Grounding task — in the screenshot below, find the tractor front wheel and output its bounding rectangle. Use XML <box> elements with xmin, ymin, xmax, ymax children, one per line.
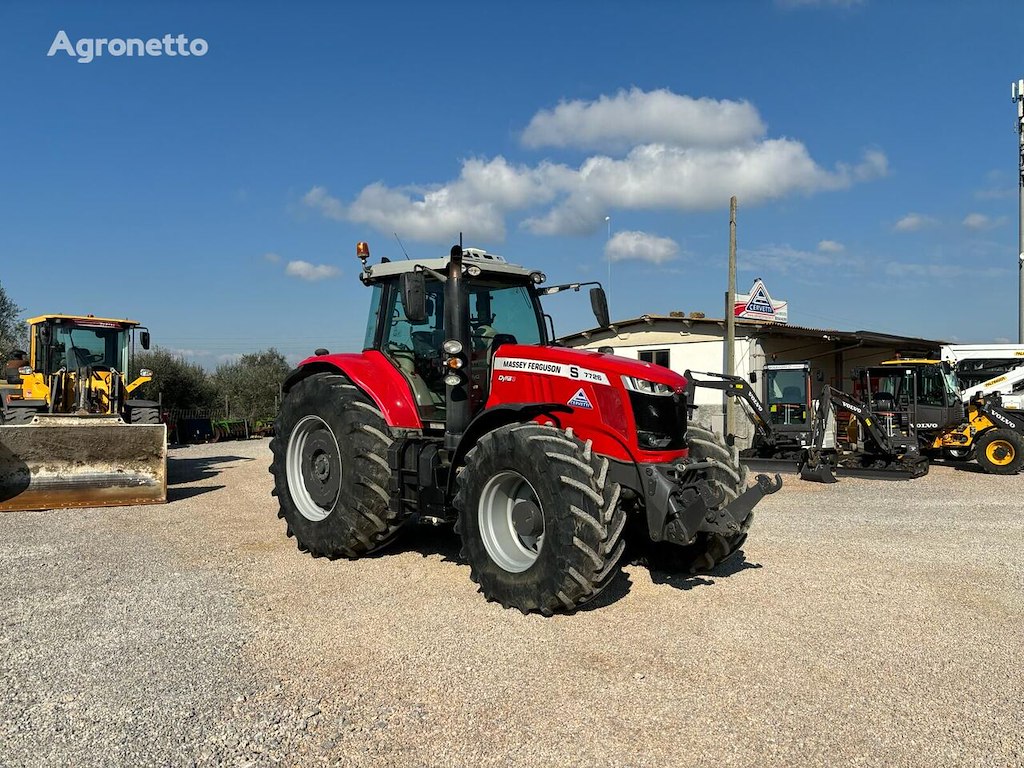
<box><xmin>270</xmin><ymin>373</ymin><xmax>407</xmax><ymax>558</ymax></box>
<box><xmin>454</xmin><ymin>422</ymin><xmax>626</xmax><ymax>615</ymax></box>
<box><xmin>975</xmin><ymin>429</ymin><xmax>1024</xmax><ymax>475</ymax></box>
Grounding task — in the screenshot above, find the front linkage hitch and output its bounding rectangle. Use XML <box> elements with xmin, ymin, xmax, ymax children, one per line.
<box><xmin>642</xmin><ymin>460</ymin><xmax>782</xmax><ymax>546</ymax></box>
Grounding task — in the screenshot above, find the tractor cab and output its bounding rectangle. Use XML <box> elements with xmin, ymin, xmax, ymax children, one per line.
<box><xmin>856</xmin><ymin>360</ymin><xmax>964</xmax><ymax>441</ymax></box>
<box><xmin>361</xmin><ymin>248</ymin><xmax>548</xmax><ymax>424</ymax></box>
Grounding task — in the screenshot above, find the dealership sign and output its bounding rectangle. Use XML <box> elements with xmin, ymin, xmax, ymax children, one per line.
<box><xmin>734</xmin><ymin>279</ymin><xmax>788</xmax><ymax>323</ymax></box>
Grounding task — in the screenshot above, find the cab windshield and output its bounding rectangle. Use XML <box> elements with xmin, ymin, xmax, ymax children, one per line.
<box><xmin>40</xmin><ymin>323</ymin><xmax>128</xmax><ymax>374</ymax></box>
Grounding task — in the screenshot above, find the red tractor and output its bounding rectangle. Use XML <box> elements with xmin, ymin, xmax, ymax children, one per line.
<box><xmin>270</xmin><ymin>243</ymin><xmax>781</xmax><ymax>614</ymax></box>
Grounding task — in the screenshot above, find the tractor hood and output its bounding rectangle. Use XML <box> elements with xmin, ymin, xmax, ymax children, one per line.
<box><xmin>492</xmin><ymin>344</ymin><xmax>686</xmax><ymax>391</ymax></box>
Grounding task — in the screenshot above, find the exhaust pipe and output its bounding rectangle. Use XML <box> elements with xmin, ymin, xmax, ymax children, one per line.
<box><xmin>444</xmin><ymin>243</ymin><xmax>471</xmax><ymax>451</ymax></box>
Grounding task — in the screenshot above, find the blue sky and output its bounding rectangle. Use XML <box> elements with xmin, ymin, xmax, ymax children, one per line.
<box><xmin>1</xmin><ymin>0</ymin><xmax>1022</xmax><ymax>368</ymax></box>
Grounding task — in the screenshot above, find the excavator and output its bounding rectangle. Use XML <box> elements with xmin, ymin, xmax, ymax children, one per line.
<box><xmin>0</xmin><ymin>314</ymin><xmax>167</xmax><ymax>511</ymax></box>
<box><xmin>688</xmin><ymin>357</ymin><xmax>1024</xmax><ymax>481</ymax></box>
<box><xmin>685</xmin><ymin>368</ymin><xmax>925</xmax><ymax>482</ymax></box>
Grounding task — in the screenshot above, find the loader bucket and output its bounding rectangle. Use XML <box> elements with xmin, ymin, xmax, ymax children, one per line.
<box><xmin>0</xmin><ymin>415</ymin><xmax>166</xmax><ymax>512</ymax></box>
<box><xmin>798</xmin><ymin>461</ymin><xmax>838</xmax><ymax>484</ymax></box>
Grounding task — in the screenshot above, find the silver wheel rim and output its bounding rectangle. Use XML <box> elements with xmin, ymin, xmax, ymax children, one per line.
<box><xmin>478</xmin><ymin>470</ymin><xmax>545</xmax><ymax>573</ymax></box>
<box><xmin>286</xmin><ymin>415</ymin><xmax>342</xmax><ymax>522</ymax></box>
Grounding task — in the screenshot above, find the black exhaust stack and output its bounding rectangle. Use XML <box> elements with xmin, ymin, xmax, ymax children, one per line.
<box><xmin>445</xmin><ymin>243</ymin><xmax>471</xmax><ymax>450</ymax></box>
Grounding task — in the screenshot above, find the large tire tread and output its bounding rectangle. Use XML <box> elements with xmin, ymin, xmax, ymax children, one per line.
<box><xmin>975</xmin><ymin>429</ymin><xmax>1024</xmax><ymax>475</ymax></box>
<box><xmin>454</xmin><ymin>423</ymin><xmax>626</xmax><ymax>615</ymax></box>
<box><xmin>269</xmin><ymin>373</ymin><xmax>407</xmax><ymax>559</ymax></box>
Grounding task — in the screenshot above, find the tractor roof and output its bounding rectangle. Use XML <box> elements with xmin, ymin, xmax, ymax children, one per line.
<box><xmin>363</xmin><ymin>248</ymin><xmax>536</xmax><ymax>282</ymax></box>
<box><xmin>28</xmin><ymin>314</ymin><xmax>141</xmax><ymax>327</ymax></box>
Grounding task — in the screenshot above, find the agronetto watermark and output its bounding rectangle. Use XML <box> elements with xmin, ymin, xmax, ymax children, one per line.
<box><xmin>47</xmin><ymin>30</ymin><xmax>208</xmax><ymax>64</ymax></box>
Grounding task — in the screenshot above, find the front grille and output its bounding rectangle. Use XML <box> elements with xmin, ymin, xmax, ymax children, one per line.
<box><xmin>628</xmin><ymin>391</ymin><xmax>687</xmax><ymax>451</ymax></box>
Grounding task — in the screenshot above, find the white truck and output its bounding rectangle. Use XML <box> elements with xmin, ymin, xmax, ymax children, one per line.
<box><xmin>941</xmin><ymin>344</ymin><xmax>1024</xmax><ymax>409</ymax></box>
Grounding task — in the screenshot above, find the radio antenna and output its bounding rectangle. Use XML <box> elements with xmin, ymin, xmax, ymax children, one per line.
<box><xmin>393</xmin><ymin>232</ymin><xmax>410</xmax><ymax>260</ymax></box>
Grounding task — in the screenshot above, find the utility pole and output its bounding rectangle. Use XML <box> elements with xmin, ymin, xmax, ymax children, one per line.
<box><xmin>1014</xmin><ymin>79</ymin><xmax>1024</xmax><ymax>343</ymax></box>
<box><xmin>725</xmin><ymin>196</ymin><xmax>737</xmax><ymax>437</ymax></box>
<box><xmin>605</xmin><ymin>215</ymin><xmax>612</xmax><ymax>308</ymax></box>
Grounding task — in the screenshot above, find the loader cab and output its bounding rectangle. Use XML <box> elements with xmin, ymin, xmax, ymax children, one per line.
<box><xmin>365</xmin><ymin>256</ymin><xmax>546</xmax><ymax>424</ymax></box>
<box><xmin>762</xmin><ymin>362</ymin><xmax>812</xmax><ymax>433</ymax></box>
<box><xmin>859</xmin><ymin>360</ymin><xmax>964</xmax><ymax>440</ymax></box>
<box><xmin>30</xmin><ymin>316</ymin><xmax>135</xmax><ymax>375</ymax></box>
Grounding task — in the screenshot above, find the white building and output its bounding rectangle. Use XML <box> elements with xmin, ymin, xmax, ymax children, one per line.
<box><xmin>561</xmin><ymin>314</ymin><xmax>943</xmax><ymax>439</ymax></box>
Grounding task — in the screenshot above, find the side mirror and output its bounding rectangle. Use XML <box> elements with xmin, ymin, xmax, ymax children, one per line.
<box><xmin>400</xmin><ymin>272</ymin><xmax>427</xmax><ymax>324</ymax></box>
<box><xmin>815</xmin><ymin>369</ymin><xmax>824</xmax><ymax>382</ymax></box>
<box><xmin>750</xmin><ymin>371</ymin><xmax>757</xmax><ymax>383</ymax></box>
<box><xmin>140</xmin><ymin>330</ymin><xmax>151</xmax><ymax>350</ymax></box>
<box><xmin>589</xmin><ymin>287</ymin><xmax>610</xmax><ymax>328</ymax></box>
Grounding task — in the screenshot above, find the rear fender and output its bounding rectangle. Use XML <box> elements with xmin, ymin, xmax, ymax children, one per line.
<box><xmin>282</xmin><ymin>351</ymin><xmax>422</xmax><ymax>429</ymax></box>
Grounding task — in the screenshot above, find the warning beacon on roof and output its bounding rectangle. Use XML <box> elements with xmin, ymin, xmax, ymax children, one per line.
<box><xmin>734</xmin><ymin>278</ymin><xmax>788</xmax><ymax>323</ymax></box>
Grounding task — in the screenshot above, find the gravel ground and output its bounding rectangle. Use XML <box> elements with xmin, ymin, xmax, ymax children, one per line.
<box><xmin>1</xmin><ymin>439</ymin><xmax>1021</xmax><ymax>767</ymax></box>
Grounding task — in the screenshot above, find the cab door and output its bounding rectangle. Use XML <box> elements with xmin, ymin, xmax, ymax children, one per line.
<box><xmin>912</xmin><ymin>364</ymin><xmax>964</xmax><ymax>436</ymax></box>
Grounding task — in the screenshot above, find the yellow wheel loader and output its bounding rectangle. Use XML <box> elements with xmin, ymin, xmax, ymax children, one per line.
<box><xmin>0</xmin><ymin>314</ymin><xmax>167</xmax><ymax>511</ymax></box>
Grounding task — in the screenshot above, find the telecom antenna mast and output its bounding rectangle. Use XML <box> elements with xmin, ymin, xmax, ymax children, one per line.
<box><xmin>1014</xmin><ymin>79</ymin><xmax>1024</xmax><ymax>343</ymax></box>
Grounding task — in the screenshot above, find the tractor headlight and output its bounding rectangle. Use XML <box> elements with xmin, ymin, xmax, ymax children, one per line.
<box><xmin>621</xmin><ymin>376</ymin><xmax>674</xmax><ymax>396</ymax></box>
<box><xmin>443</xmin><ymin>373</ymin><xmax>462</xmax><ymax>387</ymax></box>
<box><xmin>466</xmin><ymin>264</ymin><xmax>482</xmax><ymax>277</ymax></box>
<box><xmin>139</xmin><ymin>368</ymin><xmax>153</xmax><ymax>377</ymax></box>
<box><xmin>442</xmin><ymin>340</ymin><xmax>463</xmax><ymax>355</ymax></box>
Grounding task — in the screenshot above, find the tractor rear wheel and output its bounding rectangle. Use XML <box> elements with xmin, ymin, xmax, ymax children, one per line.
<box><xmin>270</xmin><ymin>373</ymin><xmax>407</xmax><ymax>558</ymax></box>
<box><xmin>975</xmin><ymin>429</ymin><xmax>1024</xmax><ymax>475</ymax></box>
<box><xmin>644</xmin><ymin>423</ymin><xmax>753</xmax><ymax>574</ymax></box>
<box><xmin>454</xmin><ymin>422</ymin><xmax>627</xmax><ymax>615</ymax></box>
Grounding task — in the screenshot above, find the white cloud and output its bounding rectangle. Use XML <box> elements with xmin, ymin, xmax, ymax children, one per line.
<box><xmin>817</xmin><ymin>239</ymin><xmax>844</xmax><ymax>253</ymax></box>
<box><xmin>738</xmin><ymin>245</ymin><xmax>843</xmax><ymax>274</ymax></box>
<box><xmin>893</xmin><ymin>213</ymin><xmax>938</xmax><ymax>232</ymax></box>
<box><xmin>604</xmin><ymin>231</ymin><xmax>679</xmax><ymax>265</ymax></box>
<box><xmin>285</xmin><ymin>260</ymin><xmax>341</xmax><ymax>281</ymax></box>
<box><xmin>320</xmin><ymin>157</ymin><xmax>563</xmax><ymax>243</ymax></box>
<box><xmin>263</xmin><ymin>252</ymin><xmax>281</xmax><ymax>263</ymax></box>
<box><xmin>523</xmin><ymin>143</ymin><xmax>886</xmax><ymax>236</ymax></box>
<box><xmin>521</xmin><ymin>88</ymin><xmax>765</xmax><ymax>151</ymax></box>
<box><xmin>305</xmin><ymin>88</ymin><xmax>888</xmax><ymax>242</ymax></box>
<box><xmin>962</xmin><ymin>212</ymin><xmax>1007</xmax><ymax>231</ymax></box>
<box><xmin>303</xmin><ymin>186</ymin><xmax>346</xmax><ymax>220</ymax></box>
<box><xmin>167</xmin><ymin>347</ymin><xmax>200</xmax><ymax>359</ymax></box>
